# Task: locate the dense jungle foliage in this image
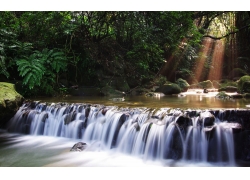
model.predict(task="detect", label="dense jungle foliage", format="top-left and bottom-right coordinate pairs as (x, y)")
top-left (0, 11), bottom-right (250, 97)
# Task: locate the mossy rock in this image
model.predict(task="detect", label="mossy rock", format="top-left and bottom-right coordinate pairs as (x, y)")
top-left (219, 79), bottom-right (238, 89)
top-left (218, 86), bottom-right (238, 93)
top-left (198, 80), bottom-right (214, 89)
top-left (230, 94), bottom-right (243, 99)
top-left (175, 78), bottom-right (190, 92)
top-left (130, 87), bottom-right (150, 96)
top-left (237, 75), bottom-right (250, 93)
top-left (158, 83), bottom-right (181, 95)
top-left (189, 80), bottom-right (213, 89)
top-left (153, 75), bottom-right (168, 86)
top-left (0, 82), bottom-right (23, 107)
top-left (215, 91), bottom-right (231, 99)
top-left (212, 80), bottom-right (220, 89)
top-left (242, 81), bottom-right (250, 93)
top-left (0, 82), bottom-right (24, 128)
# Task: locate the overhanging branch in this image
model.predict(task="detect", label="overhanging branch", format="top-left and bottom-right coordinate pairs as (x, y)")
top-left (203, 24), bottom-right (250, 40)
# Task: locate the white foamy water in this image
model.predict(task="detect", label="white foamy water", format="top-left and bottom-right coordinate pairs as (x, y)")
top-left (0, 130), bottom-right (237, 167)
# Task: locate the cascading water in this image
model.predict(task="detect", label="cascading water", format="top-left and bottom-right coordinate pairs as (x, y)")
top-left (5, 101), bottom-right (247, 166)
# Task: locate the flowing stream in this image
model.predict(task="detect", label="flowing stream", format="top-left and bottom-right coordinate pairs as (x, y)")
top-left (1, 95), bottom-right (247, 167)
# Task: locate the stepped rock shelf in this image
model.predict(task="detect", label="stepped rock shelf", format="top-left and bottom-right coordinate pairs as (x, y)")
top-left (4, 100), bottom-right (250, 166)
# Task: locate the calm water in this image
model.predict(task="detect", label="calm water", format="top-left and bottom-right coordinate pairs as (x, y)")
top-left (30, 91), bottom-right (250, 110)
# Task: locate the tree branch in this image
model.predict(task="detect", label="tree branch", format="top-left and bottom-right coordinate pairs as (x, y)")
top-left (203, 24), bottom-right (250, 40)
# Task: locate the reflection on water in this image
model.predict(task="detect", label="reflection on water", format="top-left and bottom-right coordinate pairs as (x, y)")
top-left (31, 93), bottom-right (250, 109)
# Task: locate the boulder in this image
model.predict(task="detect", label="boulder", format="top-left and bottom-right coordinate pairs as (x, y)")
top-left (189, 80), bottom-right (214, 89)
top-left (198, 80), bottom-right (214, 89)
top-left (199, 111), bottom-right (215, 127)
top-left (0, 82), bottom-right (24, 128)
top-left (218, 86), bottom-right (238, 92)
top-left (230, 94), bottom-right (244, 99)
top-left (242, 81), bottom-right (250, 93)
top-left (212, 80), bottom-right (220, 89)
top-left (175, 78), bottom-right (190, 92)
top-left (237, 75), bottom-right (250, 93)
top-left (157, 83), bottom-right (181, 95)
top-left (215, 91), bottom-right (231, 99)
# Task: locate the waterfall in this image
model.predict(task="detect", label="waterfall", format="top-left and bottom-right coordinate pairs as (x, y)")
top-left (6, 101), bottom-right (244, 165)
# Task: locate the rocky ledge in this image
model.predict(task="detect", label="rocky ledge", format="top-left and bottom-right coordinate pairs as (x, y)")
top-left (0, 82), bottom-right (24, 128)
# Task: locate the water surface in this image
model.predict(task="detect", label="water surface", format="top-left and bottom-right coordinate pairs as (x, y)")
top-left (31, 90), bottom-right (250, 109)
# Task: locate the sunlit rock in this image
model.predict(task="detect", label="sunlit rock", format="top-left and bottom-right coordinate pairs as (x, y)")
top-left (0, 82), bottom-right (24, 128)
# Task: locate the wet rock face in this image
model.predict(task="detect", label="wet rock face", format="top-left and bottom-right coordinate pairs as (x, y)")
top-left (199, 112), bottom-right (215, 127)
top-left (0, 82), bottom-right (24, 128)
top-left (70, 142), bottom-right (87, 152)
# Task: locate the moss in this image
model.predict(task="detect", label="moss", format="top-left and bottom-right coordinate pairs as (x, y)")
top-left (215, 91), bottom-right (231, 99)
top-left (198, 80), bottom-right (213, 88)
top-left (218, 86), bottom-right (238, 92)
top-left (219, 79), bottom-right (238, 89)
top-left (159, 83), bottom-right (181, 95)
top-left (0, 82), bottom-right (24, 128)
top-left (0, 82), bottom-right (23, 106)
top-left (212, 80), bottom-right (220, 89)
top-left (189, 80), bottom-right (214, 89)
top-left (175, 78), bottom-right (190, 92)
top-left (237, 75), bottom-right (250, 93)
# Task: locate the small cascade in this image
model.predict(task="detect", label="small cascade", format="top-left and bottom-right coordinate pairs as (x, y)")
top-left (5, 101), bottom-right (249, 166)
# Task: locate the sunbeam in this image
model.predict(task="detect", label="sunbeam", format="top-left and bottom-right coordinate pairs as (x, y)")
top-left (208, 39), bottom-right (225, 81)
top-left (193, 37), bottom-right (213, 82)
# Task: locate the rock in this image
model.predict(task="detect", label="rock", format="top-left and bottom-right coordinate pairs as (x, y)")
top-left (130, 87), bottom-right (150, 96)
top-left (0, 82), bottom-right (24, 128)
top-left (212, 80), bottom-right (220, 88)
top-left (242, 81), bottom-right (250, 93)
top-left (70, 142), bottom-right (87, 151)
top-left (176, 115), bottom-right (190, 127)
top-left (198, 80), bottom-right (214, 89)
top-left (218, 86), bottom-right (238, 92)
top-left (190, 80), bottom-right (214, 89)
top-left (199, 111), bottom-right (215, 127)
top-left (238, 75), bottom-right (250, 93)
top-left (157, 83), bottom-right (181, 95)
top-left (230, 94), bottom-right (244, 99)
top-left (203, 88), bottom-right (208, 93)
top-left (175, 78), bottom-right (190, 92)
top-left (215, 91), bottom-right (231, 99)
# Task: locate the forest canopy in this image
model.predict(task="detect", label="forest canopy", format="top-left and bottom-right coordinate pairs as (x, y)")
top-left (1, 11), bottom-right (250, 96)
